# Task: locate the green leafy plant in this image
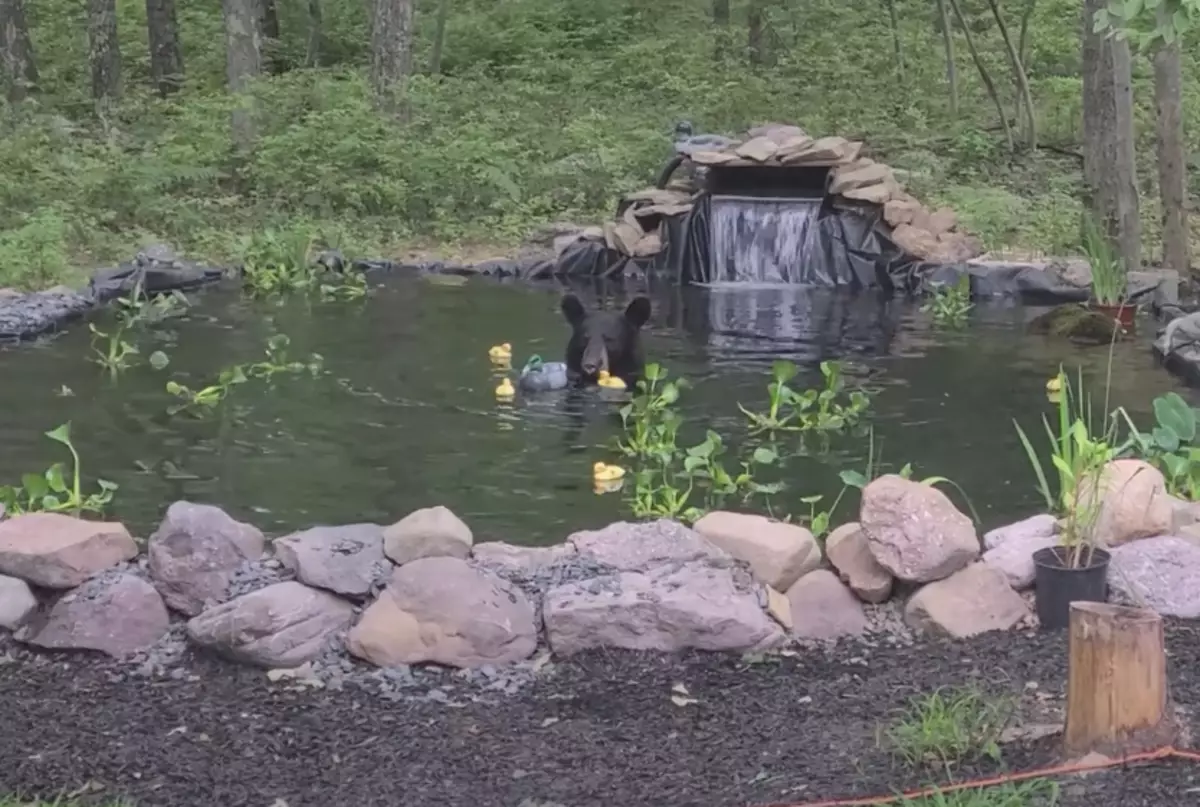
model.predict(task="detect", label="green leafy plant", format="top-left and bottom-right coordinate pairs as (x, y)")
top-left (881, 687), bottom-right (1014, 773)
top-left (738, 360), bottom-right (871, 434)
top-left (1081, 211), bottom-right (1126, 306)
top-left (1117, 392), bottom-right (1200, 500)
top-left (239, 227), bottom-right (320, 297)
top-left (921, 274), bottom-right (973, 327)
top-left (166, 334), bottom-right (323, 416)
top-left (1013, 367), bottom-right (1123, 567)
top-left (0, 422), bottom-right (118, 516)
top-left (618, 363), bottom-right (785, 523)
top-left (319, 269), bottom-right (370, 301)
top-left (88, 322), bottom-right (139, 374)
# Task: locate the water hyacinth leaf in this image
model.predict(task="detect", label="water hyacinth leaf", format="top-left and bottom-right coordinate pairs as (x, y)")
top-left (1153, 426), bottom-right (1181, 453)
top-left (21, 473), bottom-right (48, 500)
top-left (149, 351), bottom-right (170, 370)
top-left (840, 469), bottom-right (869, 489)
top-left (45, 463), bottom-right (69, 493)
top-left (752, 446), bottom-right (777, 465)
top-left (771, 360), bottom-right (798, 384)
top-left (44, 422), bottom-right (71, 446)
top-left (1154, 392), bottom-right (1195, 442)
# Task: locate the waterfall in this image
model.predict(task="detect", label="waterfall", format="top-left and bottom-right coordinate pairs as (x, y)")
top-left (708, 195), bottom-right (823, 284)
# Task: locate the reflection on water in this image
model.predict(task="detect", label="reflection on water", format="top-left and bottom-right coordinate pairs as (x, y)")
top-left (0, 275), bottom-right (1191, 546)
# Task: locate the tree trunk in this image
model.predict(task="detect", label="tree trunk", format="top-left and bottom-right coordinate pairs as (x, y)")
top-left (935, 0), bottom-right (958, 117)
top-left (0, 0), bottom-right (38, 102)
top-left (1153, 8), bottom-right (1188, 277)
top-left (747, 0), bottom-right (764, 66)
top-left (305, 0), bottom-right (323, 67)
top-left (259, 0), bottom-right (280, 73)
top-left (985, 0), bottom-right (1035, 150)
top-left (145, 0), bottom-right (183, 97)
top-left (1064, 603), bottom-right (1176, 758)
top-left (1081, 0), bottom-right (1140, 272)
top-left (948, 0), bottom-right (1013, 150)
top-left (87, 0), bottom-right (122, 116)
top-left (1017, 0), bottom-right (1036, 67)
top-left (712, 0), bottom-right (729, 25)
top-left (885, 0), bottom-right (904, 85)
top-left (429, 0), bottom-right (449, 74)
top-left (223, 0), bottom-right (262, 154)
top-left (369, 0), bottom-right (413, 120)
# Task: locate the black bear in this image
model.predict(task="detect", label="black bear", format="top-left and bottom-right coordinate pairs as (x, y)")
top-left (560, 293), bottom-right (652, 387)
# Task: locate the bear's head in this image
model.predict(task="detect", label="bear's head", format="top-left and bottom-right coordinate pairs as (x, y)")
top-left (560, 293), bottom-right (652, 386)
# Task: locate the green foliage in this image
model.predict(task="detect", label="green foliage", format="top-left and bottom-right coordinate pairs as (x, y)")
top-left (1095, 0), bottom-right (1198, 49)
top-left (881, 686), bottom-right (1013, 772)
top-left (738, 360), bottom-right (871, 434)
top-left (0, 423), bottom-right (118, 516)
top-left (1080, 211), bottom-right (1127, 306)
top-left (921, 274), bottom-right (974, 328)
top-left (6, 0), bottom-right (1199, 286)
top-left (618, 363), bottom-right (782, 523)
top-left (1118, 391), bottom-right (1200, 499)
top-left (166, 333), bottom-right (324, 416)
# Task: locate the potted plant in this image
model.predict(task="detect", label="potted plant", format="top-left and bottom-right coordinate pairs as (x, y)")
top-left (1015, 368), bottom-right (1117, 630)
top-left (1081, 212), bottom-right (1133, 329)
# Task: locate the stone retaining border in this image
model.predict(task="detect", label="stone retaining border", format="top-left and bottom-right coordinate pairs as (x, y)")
top-left (2, 461), bottom-right (1197, 689)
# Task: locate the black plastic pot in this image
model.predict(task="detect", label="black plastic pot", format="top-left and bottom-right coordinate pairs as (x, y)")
top-left (1032, 545), bottom-right (1111, 631)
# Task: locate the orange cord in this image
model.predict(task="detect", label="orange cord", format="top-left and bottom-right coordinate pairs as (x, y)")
top-left (750, 746), bottom-right (1200, 807)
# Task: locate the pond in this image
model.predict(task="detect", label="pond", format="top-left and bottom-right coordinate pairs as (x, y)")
top-left (0, 273), bottom-right (1190, 545)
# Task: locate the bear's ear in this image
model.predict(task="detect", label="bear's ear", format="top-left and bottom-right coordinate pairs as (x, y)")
top-left (624, 296), bottom-right (652, 329)
top-left (560, 293), bottom-right (586, 326)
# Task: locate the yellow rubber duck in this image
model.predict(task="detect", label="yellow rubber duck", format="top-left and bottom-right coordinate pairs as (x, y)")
top-left (592, 461), bottom-right (625, 482)
top-left (489, 343), bottom-right (513, 362)
top-left (597, 370), bottom-right (626, 390)
top-left (495, 377), bottom-right (515, 400)
top-left (1046, 374), bottom-right (1063, 404)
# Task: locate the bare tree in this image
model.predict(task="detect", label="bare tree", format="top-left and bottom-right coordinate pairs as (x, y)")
top-left (87, 0), bottom-right (122, 115)
top-left (984, 0), bottom-right (1035, 149)
top-left (429, 0), bottom-right (450, 74)
top-left (306, 0), bottom-right (323, 67)
top-left (260, 0), bottom-right (281, 72)
top-left (0, 0), bottom-right (38, 102)
top-left (947, 0), bottom-right (1013, 150)
top-left (747, 0), bottom-right (764, 65)
top-left (934, 0), bottom-right (958, 116)
top-left (1081, 0), bottom-right (1139, 272)
top-left (370, 0), bottom-right (413, 119)
top-left (146, 0), bottom-right (184, 96)
top-left (223, 0), bottom-right (262, 153)
top-left (1153, 5), bottom-right (1188, 276)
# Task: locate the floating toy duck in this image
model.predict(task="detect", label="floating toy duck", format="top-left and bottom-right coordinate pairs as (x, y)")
top-left (597, 370), bottom-right (626, 390)
top-left (1046, 374), bottom-right (1063, 404)
top-left (489, 343), bottom-right (513, 362)
top-left (495, 377), bottom-right (515, 400)
top-left (593, 461), bottom-right (626, 482)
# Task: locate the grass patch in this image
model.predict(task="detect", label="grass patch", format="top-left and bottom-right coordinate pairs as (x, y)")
top-left (900, 779), bottom-right (1060, 806)
top-left (881, 686), bottom-right (1015, 772)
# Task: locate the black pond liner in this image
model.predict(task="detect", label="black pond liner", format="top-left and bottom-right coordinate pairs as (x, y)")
top-left (1033, 545), bottom-right (1112, 631)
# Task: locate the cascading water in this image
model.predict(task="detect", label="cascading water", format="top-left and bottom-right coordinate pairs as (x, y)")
top-left (708, 195), bottom-right (823, 284)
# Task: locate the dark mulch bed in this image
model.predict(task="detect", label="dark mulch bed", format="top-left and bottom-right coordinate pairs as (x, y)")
top-left (3, 622), bottom-right (1200, 807)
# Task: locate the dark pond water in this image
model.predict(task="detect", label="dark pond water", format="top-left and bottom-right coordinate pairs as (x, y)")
top-left (0, 273), bottom-right (1192, 546)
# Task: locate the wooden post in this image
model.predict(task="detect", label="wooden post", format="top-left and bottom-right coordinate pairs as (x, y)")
top-left (1064, 602), bottom-right (1176, 758)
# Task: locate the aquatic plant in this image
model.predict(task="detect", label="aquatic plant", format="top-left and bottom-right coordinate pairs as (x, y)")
top-left (239, 227), bottom-right (321, 297)
top-left (921, 274), bottom-right (973, 327)
top-left (88, 321), bottom-right (139, 374)
top-left (739, 360), bottom-right (871, 434)
top-left (617, 363), bottom-right (784, 523)
top-left (1118, 392), bottom-right (1200, 500)
top-left (1081, 211), bottom-right (1126, 306)
top-left (319, 270), bottom-right (370, 301)
top-left (166, 334), bottom-right (323, 416)
top-left (115, 273), bottom-right (190, 326)
top-left (0, 422), bottom-right (118, 517)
